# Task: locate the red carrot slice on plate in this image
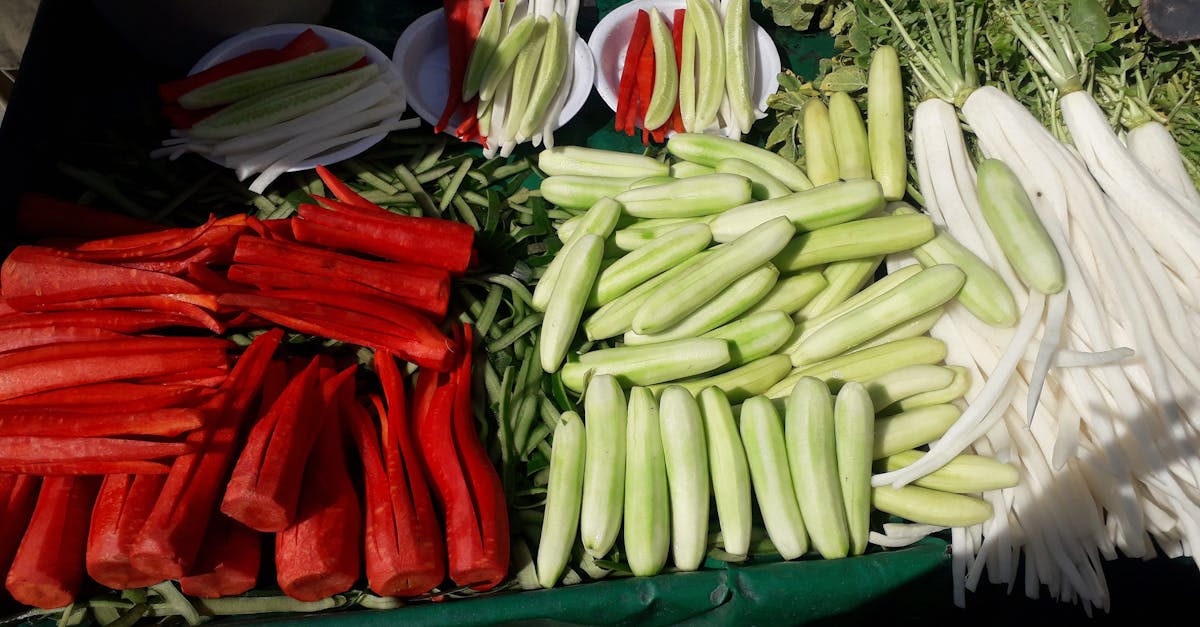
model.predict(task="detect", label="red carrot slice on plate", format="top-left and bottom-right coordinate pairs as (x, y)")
top-left (86, 474), bottom-right (168, 590)
top-left (315, 165), bottom-right (377, 209)
top-left (129, 329), bottom-right (283, 580)
top-left (616, 10), bottom-right (652, 134)
top-left (178, 513), bottom-right (262, 598)
top-left (4, 476), bottom-right (101, 609)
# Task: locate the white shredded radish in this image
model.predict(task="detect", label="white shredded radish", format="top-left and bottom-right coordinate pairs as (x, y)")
top-left (247, 117), bottom-right (418, 194)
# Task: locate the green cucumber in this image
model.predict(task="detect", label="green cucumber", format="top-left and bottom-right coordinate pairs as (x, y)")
top-left (180, 46), bottom-right (368, 109)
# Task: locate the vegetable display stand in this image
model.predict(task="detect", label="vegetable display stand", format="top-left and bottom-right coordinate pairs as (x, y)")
top-left (3, 1), bottom-right (1200, 627)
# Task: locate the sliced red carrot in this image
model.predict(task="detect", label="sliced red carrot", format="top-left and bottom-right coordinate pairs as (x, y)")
top-left (344, 389), bottom-right (445, 597)
top-left (0, 309), bottom-right (210, 333)
top-left (86, 474), bottom-right (167, 590)
top-left (0, 346), bottom-right (229, 402)
top-left (1, 474), bottom-right (41, 601)
top-left (5, 476), bottom-right (100, 609)
top-left (0, 326), bottom-right (128, 353)
top-left (314, 165), bottom-right (376, 209)
top-left (293, 200), bottom-right (474, 274)
top-left (232, 235), bottom-right (451, 315)
top-left (0, 246), bottom-right (208, 305)
top-left (178, 514), bottom-right (262, 599)
top-left (0, 407), bottom-right (204, 438)
top-left (0, 436), bottom-right (192, 465)
top-left (2, 296), bottom-right (223, 333)
top-left (220, 360), bottom-right (353, 532)
top-left (616, 10), bottom-right (653, 134)
top-left (130, 329), bottom-right (283, 580)
top-left (275, 371), bottom-right (361, 602)
top-left (0, 382), bottom-right (211, 411)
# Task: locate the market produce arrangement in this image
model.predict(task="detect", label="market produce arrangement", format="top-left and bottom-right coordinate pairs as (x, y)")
top-left (2, 0), bottom-right (1200, 624)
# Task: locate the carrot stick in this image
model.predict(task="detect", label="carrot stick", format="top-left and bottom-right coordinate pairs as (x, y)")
top-left (344, 390), bottom-right (445, 597)
top-left (0, 309), bottom-right (210, 333)
top-left (86, 474), bottom-right (167, 589)
top-left (227, 264), bottom-right (447, 319)
top-left (0, 461), bottom-right (173, 475)
top-left (220, 360), bottom-right (354, 532)
top-left (275, 372), bottom-right (361, 602)
top-left (0, 326), bottom-right (128, 354)
top-left (0, 347), bottom-right (229, 402)
top-left (130, 329), bottom-right (283, 580)
top-left (0, 246), bottom-right (208, 304)
top-left (293, 200), bottom-right (474, 274)
top-left (178, 513), bottom-right (262, 598)
top-left (0, 407), bottom-right (204, 438)
top-left (3, 296), bottom-right (224, 333)
top-left (4, 476), bottom-right (100, 609)
top-left (1, 474), bottom-right (41, 602)
top-left (0, 382), bottom-right (211, 412)
top-left (616, 10), bottom-right (653, 134)
top-left (0, 436), bottom-right (193, 464)
top-left (314, 165), bottom-right (377, 209)
top-left (232, 235), bottom-right (451, 315)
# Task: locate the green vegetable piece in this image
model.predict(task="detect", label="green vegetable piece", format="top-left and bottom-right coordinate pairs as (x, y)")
top-left (867, 45), bottom-right (907, 200)
top-left (463, 0), bottom-right (506, 101)
top-left (591, 223), bottom-right (712, 307)
top-left (785, 377), bottom-right (850, 559)
top-left (479, 16), bottom-right (543, 103)
top-left (180, 46), bottom-right (368, 109)
top-left (624, 387), bottom-right (671, 576)
top-left (667, 132), bottom-right (813, 191)
top-left (723, 0), bottom-right (755, 134)
top-left (804, 99), bottom-right (841, 187)
top-left (643, 8), bottom-right (679, 131)
top-left (975, 159), bottom-right (1066, 294)
top-left (698, 387), bottom-right (752, 558)
top-left (518, 12), bottom-right (570, 139)
top-left (536, 411), bottom-right (585, 588)
top-left (580, 375), bottom-right (627, 558)
top-left (540, 234), bottom-right (605, 373)
top-left (771, 213), bottom-right (935, 273)
top-left (685, 0), bottom-right (725, 132)
top-left (715, 158), bottom-right (791, 200)
top-left (539, 146), bottom-right (669, 178)
top-left (871, 485), bottom-right (993, 528)
top-left (710, 178), bottom-right (885, 242)
top-left (615, 173), bottom-right (752, 219)
top-left (873, 404), bottom-right (963, 460)
top-left (739, 395), bottom-right (809, 560)
top-left (834, 381), bottom-right (875, 555)
top-left (658, 386), bottom-right (710, 571)
top-left (560, 338), bottom-right (731, 392)
top-left (877, 450), bottom-right (1020, 494)
top-left (828, 91), bottom-right (872, 180)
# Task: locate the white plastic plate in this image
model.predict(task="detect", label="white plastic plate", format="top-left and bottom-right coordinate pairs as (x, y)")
top-left (392, 8), bottom-right (596, 134)
top-left (190, 23), bottom-right (398, 172)
top-left (587, 0), bottom-right (781, 135)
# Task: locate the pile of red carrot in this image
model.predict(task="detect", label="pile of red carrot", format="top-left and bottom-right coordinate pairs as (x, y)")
top-left (0, 167), bottom-right (510, 610)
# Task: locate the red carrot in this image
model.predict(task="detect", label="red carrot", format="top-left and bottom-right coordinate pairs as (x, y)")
top-left (0, 407), bottom-right (204, 438)
top-left (217, 292), bottom-right (453, 371)
top-left (616, 10), bottom-right (652, 134)
top-left (275, 372), bottom-right (361, 602)
top-left (278, 28), bottom-right (329, 59)
top-left (14, 193), bottom-right (162, 241)
top-left (0, 461), bottom-right (173, 475)
top-left (232, 235), bottom-right (451, 315)
top-left (5, 296), bottom-right (224, 334)
top-left (136, 367), bottom-right (229, 388)
top-left (0, 336), bottom-right (229, 369)
top-left (0, 309), bottom-right (211, 333)
top-left (437, 0), bottom-right (487, 134)
top-left (130, 329), bottom-right (283, 580)
top-left (0, 325), bottom-right (128, 354)
top-left (408, 325), bottom-right (509, 590)
top-left (314, 165), bottom-right (376, 209)
top-left (4, 476), bottom-right (100, 609)
top-left (178, 514), bottom-right (262, 598)
top-left (0, 382), bottom-right (211, 412)
top-left (220, 360), bottom-right (353, 532)
top-left (86, 474), bottom-right (167, 589)
top-left (227, 264), bottom-right (447, 319)
top-left (293, 199), bottom-right (475, 274)
top-left (636, 33), bottom-right (658, 144)
top-left (0, 246), bottom-right (208, 306)
top-left (1, 474), bottom-right (41, 601)
top-left (0, 436), bottom-right (193, 465)
top-left (344, 389), bottom-right (445, 597)
top-left (0, 345), bottom-right (229, 402)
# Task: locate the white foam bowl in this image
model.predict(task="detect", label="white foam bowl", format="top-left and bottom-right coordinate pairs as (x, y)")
top-left (393, 8), bottom-right (595, 134)
top-left (587, 0), bottom-right (780, 135)
top-left (189, 23), bottom-right (398, 171)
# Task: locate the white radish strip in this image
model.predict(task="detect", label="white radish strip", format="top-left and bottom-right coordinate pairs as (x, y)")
top-left (868, 524), bottom-right (947, 548)
top-left (951, 526), bottom-right (968, 608)
top-left (874, 292), bottom-right (1047, 489)
top-left (1026, 289), bottom-right (1066, 426)
top-left (212, 80), bottom-right (393, 156)
top-left (1053, 348), bottom-right (1134, 368)
top-left (1059, 91), bottom-right (1200, 224)
top-left (1125, 120), bottom-right (1200, 209)
top-left (247, 117), bottom-right (417, 194)
top-left (232, 99), bottom-right (407, 180)
top-left (913, 101), bottom-right (993, 264)
top-left (485, 65), bottom-right (516, 159)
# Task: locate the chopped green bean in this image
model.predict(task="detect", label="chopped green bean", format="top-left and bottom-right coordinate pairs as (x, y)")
top-left (487, 313), bottom-right (544, 353)
top-left (440, 158), bottom-right (475, 211)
